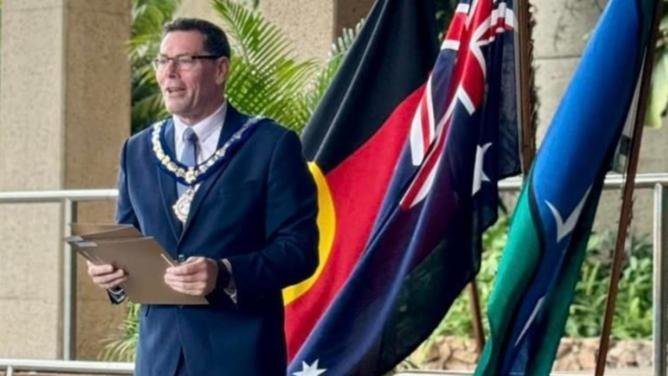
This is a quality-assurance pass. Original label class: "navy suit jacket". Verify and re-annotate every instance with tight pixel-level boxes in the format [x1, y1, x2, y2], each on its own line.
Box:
[115, 106, 318, 376]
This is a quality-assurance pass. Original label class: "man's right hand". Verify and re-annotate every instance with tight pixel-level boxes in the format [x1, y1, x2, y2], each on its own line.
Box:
[86, 261, 127, 290]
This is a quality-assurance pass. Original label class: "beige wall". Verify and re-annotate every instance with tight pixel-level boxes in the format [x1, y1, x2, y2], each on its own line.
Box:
[177, 0, 373, 60]
[0, 0, 131, 359]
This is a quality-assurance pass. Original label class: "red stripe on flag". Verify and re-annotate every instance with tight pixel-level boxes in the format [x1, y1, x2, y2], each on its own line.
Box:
[445, 12, 467, 40]
[400, 115, 451, 209]
[420, 96, 431, 151]
[284, 85, 426, 359]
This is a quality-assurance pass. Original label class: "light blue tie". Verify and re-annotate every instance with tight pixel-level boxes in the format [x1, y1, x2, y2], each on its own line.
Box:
[177, 127, 198, 196]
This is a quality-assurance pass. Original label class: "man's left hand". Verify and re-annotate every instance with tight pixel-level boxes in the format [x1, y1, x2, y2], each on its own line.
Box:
[164, 256, 218, 296]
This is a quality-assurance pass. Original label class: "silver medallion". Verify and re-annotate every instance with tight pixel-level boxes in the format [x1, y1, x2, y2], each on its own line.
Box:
[172, 186, 198, 224]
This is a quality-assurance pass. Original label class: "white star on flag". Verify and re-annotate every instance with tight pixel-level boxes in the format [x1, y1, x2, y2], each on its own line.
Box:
[514, 296, 545, 346]
[472, 142, 492, 195]
[293, 359, 326, 376]
[545, 186, 592, 243]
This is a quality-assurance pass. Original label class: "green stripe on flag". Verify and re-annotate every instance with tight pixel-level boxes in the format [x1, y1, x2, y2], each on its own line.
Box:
[529, 178, 604, 374]
[475, 183, 542, 376]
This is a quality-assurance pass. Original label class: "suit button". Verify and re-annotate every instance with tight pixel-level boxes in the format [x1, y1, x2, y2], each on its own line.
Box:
[177, 254, 185, 262]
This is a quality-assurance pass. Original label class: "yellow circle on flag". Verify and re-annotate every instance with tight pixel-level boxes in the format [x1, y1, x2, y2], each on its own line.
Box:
[282, 162, 336, 305]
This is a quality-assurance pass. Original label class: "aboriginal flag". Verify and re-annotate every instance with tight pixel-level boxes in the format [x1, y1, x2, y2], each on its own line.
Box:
[283, 0, 439, 363]
[285, 0, 520, 374]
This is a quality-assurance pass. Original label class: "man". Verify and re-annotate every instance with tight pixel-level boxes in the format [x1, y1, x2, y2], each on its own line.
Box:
[86, 18, 318, 376]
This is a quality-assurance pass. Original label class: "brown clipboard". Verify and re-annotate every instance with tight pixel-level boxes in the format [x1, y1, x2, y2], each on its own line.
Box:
[67, 224, 208, 305]
[70, 223, 142, 240]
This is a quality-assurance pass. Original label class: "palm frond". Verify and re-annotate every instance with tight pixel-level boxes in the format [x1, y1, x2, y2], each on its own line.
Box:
[99, 303, 141, 361]
[305, 20, 364, 115]
[213, 0, 321, 130]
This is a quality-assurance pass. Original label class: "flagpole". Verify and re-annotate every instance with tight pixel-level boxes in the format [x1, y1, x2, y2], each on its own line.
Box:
[594, 1, 664, 375]
[516, 0, 537, 172]
[468, 281, 485, 352]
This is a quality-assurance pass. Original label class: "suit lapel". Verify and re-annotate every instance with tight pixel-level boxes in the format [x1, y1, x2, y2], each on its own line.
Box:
[180, 106, 247, 240]
[156, 119, 182, 243]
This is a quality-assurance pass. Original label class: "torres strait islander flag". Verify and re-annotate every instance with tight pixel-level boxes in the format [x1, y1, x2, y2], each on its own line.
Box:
[285, 0, 520, 374]
[475, 0, 657, 375]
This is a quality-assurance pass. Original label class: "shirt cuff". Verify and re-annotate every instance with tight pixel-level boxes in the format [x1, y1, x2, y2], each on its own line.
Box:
[107, 287, 126, 304]
[220, 259, 237, 305]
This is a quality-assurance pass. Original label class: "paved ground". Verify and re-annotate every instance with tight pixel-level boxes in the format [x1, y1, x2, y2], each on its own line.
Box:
[395, 368, 655, 376]
[0, 367, 656, 375]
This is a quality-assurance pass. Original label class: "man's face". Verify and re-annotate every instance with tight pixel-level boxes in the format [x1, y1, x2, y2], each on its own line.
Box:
[156, 31, 229, 124]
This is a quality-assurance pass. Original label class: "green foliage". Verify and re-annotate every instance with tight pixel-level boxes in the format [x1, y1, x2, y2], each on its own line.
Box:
[99, 303, 140, 361]
[647, 2, 668, 128]
[212, 0, 320, 131]
[433, 218, 653, 340]
[129, 0, 181, 132]
[566, 230, 653, 339]
[212, 0, 360, 131]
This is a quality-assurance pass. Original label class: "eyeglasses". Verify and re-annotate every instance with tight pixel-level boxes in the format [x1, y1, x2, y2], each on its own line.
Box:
[152, 54, 222, 71]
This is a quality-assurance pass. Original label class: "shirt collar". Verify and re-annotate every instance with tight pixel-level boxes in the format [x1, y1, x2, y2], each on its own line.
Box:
[173, 102, 227, 144]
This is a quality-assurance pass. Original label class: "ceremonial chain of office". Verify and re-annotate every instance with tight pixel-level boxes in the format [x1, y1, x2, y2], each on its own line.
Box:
[151, 117, 261, 187]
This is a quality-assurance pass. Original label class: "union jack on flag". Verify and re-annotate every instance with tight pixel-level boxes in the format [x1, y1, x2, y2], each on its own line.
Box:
[401, 0, 516, 210]
[287, 0, 521, 374]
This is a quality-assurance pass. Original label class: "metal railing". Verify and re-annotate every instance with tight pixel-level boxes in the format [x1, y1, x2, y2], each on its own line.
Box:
[0, 173, 666, 375]
[0, 359, 132, 375]
[499, 173, 668, 376]
[0, 189, 117, 362]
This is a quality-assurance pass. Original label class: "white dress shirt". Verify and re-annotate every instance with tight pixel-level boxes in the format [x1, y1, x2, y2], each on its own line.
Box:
[173, 102, 227, 164]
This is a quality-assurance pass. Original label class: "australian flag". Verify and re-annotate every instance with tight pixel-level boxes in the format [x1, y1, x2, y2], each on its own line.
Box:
[287, 1, 520, 375]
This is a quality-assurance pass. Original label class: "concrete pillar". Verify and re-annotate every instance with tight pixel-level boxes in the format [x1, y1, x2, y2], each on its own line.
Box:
[532, 0, 604, 142]
[0, 0, 131, 359]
